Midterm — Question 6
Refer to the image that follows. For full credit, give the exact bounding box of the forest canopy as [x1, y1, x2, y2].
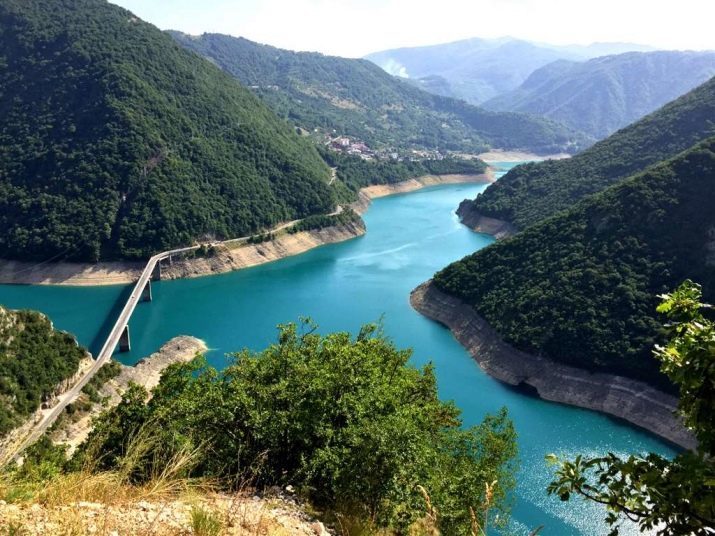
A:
[0, 0, 335, 262]
[434, 137, 715, 389]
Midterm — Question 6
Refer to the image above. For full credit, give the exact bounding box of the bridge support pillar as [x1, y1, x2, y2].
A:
[152, 262, 162, 281]
[119, 325, 131, 353]
[141, 280, 152, 302]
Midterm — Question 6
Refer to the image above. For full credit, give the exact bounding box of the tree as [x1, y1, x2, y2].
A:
[547, 280, 715, 535]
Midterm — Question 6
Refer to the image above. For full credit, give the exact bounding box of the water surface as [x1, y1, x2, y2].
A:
[0, 162, 674, 534]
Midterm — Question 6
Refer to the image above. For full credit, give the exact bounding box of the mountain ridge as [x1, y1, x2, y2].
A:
[0, 0, 336, 263]
[170, 31, 592, 155]
[484, 50, 715, 138]
[467, 74, 715, 231]
[365, 37, 654, 104]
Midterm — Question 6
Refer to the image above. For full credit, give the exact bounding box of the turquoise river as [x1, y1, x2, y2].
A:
[0, 163, 675, 535]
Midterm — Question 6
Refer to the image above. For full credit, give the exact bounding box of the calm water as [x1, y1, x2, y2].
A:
[0, 163, 674, 534]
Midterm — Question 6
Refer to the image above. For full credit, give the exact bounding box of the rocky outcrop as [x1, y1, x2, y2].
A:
[410, 280, 696, 449]
[51, 336, 208, 452]
[456, 200, 517, 240]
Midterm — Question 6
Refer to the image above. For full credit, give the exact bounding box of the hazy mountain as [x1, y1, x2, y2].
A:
[434, 136, 715, 390]
[171, 32, 592, 155]
[467, 75, 715, 231]
[484, 51, 715, 138]
[365, 37, 653, 104]
[0, 0, 335, 262]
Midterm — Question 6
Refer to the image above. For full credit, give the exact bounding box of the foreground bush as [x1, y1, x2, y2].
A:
[81, 321, 518, 534]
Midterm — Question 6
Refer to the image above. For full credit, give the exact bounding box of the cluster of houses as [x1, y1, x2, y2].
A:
[326, 135, 446, 162]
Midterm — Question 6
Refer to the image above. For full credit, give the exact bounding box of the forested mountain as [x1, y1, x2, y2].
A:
[484, 51, 715, 138]
[467, 75, 715, 231]
[170, 32, 591, 155]
[0, 0, 336, 263]
[434, 137, 715, 389]
[0, 306, 86, 435]
[366, 37, 652, 104]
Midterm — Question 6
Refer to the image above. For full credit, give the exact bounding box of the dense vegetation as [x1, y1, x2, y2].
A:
[319, 149, 487, 192]
[287, 208, 361, 234]
[0, 0, 336, 263]
[434, 138, 715, 389]
[484, 51, 715, 138]
[77, 321, 517, 534]
[170, 32, 591, 155]
[365, 37, 651, 104]
[0, 306, 86, 436]
[549, 282, 715, 535]
[470, 75, 715, 230]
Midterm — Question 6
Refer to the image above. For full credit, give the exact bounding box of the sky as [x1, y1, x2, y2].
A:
[111, 0, 715, 58]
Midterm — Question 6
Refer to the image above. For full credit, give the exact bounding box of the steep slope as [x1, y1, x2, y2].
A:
[432, 138, 715, 390]
[484, 51, 715, 138]
[365, 37, 652, 104]
[0, 0, 335, 263]
[467, 75, 715, 231]
[170, 32, 591, 155]
[0, 306, 87, 436]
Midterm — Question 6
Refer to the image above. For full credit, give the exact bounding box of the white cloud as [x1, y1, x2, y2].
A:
[112, 0, 715, 57]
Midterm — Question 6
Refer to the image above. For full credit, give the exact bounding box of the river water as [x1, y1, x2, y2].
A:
[0, 163, 674, 534]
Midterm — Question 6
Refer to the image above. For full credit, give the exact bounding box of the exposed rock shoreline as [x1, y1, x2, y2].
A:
[456, 200, 516, 239]
[410, 280, 696, 449]
[0, 172, 490, 287]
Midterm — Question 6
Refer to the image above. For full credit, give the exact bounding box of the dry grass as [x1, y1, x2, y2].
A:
[0, 428, 308, 536]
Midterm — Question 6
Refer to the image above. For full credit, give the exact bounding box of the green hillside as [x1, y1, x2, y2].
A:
[468, 75, 715, 231]
[0, 0, 335, 263]
[0, 306, 86, 436]
[484, 51, 715, 138]
[170, 32, 591, 155]
[434, 138, 715, 389]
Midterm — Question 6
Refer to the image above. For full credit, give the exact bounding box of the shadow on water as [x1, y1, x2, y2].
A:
[87, 284, 133, 357]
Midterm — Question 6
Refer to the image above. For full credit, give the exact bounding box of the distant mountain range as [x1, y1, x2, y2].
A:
[170, 32, 592, 155]
[467, 75, 715, 231]
[365, 37, 654, 104]
[484, 51, 715, 138]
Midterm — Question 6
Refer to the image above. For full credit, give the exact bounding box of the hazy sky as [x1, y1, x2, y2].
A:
[111, 0, 715, 57]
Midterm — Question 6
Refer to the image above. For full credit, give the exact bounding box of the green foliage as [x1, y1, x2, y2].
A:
[319, 149, 487, 192]
[0, 0, 335, 262]
[0, 306, 86, 436]
[80, 321, 518, 534]
[189, 506, 223, 536]
[434, 138, 715, 389]
[81, 360, 121, 403]
[654, 281, 715, 452]
[472, 75, 715, 230]
[288, 208, 361, 234]
[170, 32, 591, 155]
[547, 281, 715, 535]
[484, 51, 715, 139]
